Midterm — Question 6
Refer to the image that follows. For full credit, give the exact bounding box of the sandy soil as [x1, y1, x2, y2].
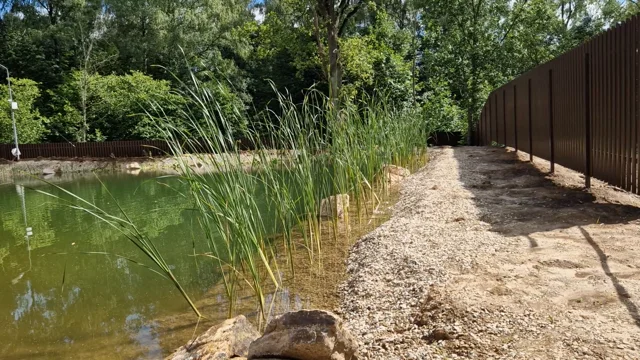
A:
[340, 146, 640, 359]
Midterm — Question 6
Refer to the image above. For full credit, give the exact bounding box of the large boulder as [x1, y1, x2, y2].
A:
[319, 194, 349, 220]
[384, 165, 410, 185]
[167, 315, 260, 360]
[248, 310, 358, 360]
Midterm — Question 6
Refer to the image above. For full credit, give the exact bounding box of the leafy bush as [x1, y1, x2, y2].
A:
[49, 71, 186, 142]
[422, 80, 466, 133]
[0, 78, 48, 144]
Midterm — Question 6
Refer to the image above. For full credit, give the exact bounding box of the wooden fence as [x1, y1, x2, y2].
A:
[0, 140, 170, 160]
[478, 15, 640, 194]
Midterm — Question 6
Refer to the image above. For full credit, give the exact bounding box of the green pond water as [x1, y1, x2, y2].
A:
[0, 172, 312, 359]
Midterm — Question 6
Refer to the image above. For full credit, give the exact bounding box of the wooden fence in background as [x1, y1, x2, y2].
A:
[0, 140, 170, 160]
[478, 15, 640, 194]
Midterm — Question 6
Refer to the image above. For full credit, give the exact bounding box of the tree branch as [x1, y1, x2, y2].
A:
[500, 0, 529, 43]
[338, 0, 362, 36]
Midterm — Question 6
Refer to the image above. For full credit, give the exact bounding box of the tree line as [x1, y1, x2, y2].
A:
[0, 0, 637, 144]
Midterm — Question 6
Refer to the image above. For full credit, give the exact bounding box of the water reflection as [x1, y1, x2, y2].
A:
[0, 173, 217, 359]
[125, 313, 162, 359]
[0, 168, 351, 359]
[15, 184, 32, 271]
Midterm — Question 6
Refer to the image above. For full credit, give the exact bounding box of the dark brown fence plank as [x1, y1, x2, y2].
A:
[0, 140, 175, 160]
[593, 32, 602, 181]
[625, 20, 632, 190]
[631, 15, 637, 192]
[614, 25, 621, 188]
[585, 51, 592, 188]
[513, 83, 518, 153]
[608, 28, 615, 185]
[479, 15, 640, 193]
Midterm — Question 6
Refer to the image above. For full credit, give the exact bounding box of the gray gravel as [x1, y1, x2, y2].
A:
[339, 146, 640, 359]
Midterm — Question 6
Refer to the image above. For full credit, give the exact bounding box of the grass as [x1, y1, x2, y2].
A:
[43, 74, 431, 321]
[148, 77, 430, 319]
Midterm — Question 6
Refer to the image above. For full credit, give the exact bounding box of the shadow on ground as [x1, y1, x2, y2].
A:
[579, 226, 640, 328]
[452, 147, 640, 237]
[451, 146, 640, 330]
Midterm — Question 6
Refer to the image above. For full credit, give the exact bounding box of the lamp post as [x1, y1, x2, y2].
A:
[0, 64, 20, 160]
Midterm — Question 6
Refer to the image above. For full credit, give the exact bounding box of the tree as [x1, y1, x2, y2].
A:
[314, 0, 364, 102]
[49, 71, 185, 141]
[0, 78, 48, 144]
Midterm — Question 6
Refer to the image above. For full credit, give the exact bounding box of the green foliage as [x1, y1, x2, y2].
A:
[0, 78, 48, 144]
[0, 0, 629, 141]
[49, 71, 185, 141]
[422, 79, 466, 133]
[341, 8, 413, 106]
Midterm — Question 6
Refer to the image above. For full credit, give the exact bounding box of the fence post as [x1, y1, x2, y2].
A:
[514, 85, 518, 153]
[528, 78, 533, 162]
[488, 95, 492, 145]
[503, 89, 507, 145]
[549, 69, 555, 173]
[494, 93, 499, 144]
[585, 52, 592, 188]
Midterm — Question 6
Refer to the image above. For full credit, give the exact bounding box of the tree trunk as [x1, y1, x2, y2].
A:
[328, 26, 341, 106]
[467, 107, 474, 145]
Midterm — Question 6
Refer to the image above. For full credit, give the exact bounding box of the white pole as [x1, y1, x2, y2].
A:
[1, 64, 20, 160]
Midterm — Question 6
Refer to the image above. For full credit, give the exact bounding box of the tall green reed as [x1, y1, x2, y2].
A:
[148, 76, 429, 318]
[44, 70, 429, 320]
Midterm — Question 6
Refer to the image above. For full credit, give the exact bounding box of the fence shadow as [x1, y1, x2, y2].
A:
[578, 226, 640, 328]
[452, 147, 640, 237]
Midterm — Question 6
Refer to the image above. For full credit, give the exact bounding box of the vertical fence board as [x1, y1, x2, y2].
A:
[632, 15, 638, 193]
[614, 25, 621, 187]
[479, 15, 640, 193]
[593, 33, 601, 180]
[625, 21, 632, 190]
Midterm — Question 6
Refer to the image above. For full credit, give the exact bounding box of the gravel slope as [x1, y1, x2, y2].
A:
[339, 146, 640, 359]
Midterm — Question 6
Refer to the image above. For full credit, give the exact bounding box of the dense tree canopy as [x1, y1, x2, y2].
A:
[0, 0, 636, 143]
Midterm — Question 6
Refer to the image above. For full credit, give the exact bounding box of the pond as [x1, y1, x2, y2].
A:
[0, 172, 311, 359]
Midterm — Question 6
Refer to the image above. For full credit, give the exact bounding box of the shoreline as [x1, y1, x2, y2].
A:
[0, 151, 288, 181]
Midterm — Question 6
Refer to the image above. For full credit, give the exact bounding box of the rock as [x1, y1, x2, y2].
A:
[425, 328, 453, 343]
[42, 168, 56, 175]
[248, 310, 358, 360]
[384, 165, 410, 185]
[319, 194, 350, 220]
[125, 162, 142, 170]
[166, 315, 260, 360]
[385, 165, 410, 177]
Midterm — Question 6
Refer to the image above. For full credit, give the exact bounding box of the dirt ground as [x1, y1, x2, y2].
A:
[340, 146, 640, 359]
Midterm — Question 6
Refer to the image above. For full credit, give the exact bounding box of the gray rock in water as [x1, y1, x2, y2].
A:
[384, 165, 410, 185]
[42, 168, 56, 175]
[166, 315, 260, 360]
[125, 162, 142, 170]
[248, 310, 358, 360]
[319, 194, 349, 220]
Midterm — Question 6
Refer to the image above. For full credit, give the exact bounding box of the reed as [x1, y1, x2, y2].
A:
[45, 72, 430, 320]
[150, 76, 428, 317]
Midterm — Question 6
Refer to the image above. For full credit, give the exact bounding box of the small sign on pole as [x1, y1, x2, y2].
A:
[11, 101, 18, 110]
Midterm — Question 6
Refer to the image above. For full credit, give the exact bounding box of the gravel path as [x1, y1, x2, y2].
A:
[339, 146, 640, 359]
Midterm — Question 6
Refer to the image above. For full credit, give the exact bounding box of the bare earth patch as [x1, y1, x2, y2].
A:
[339, 146, 640, 359]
